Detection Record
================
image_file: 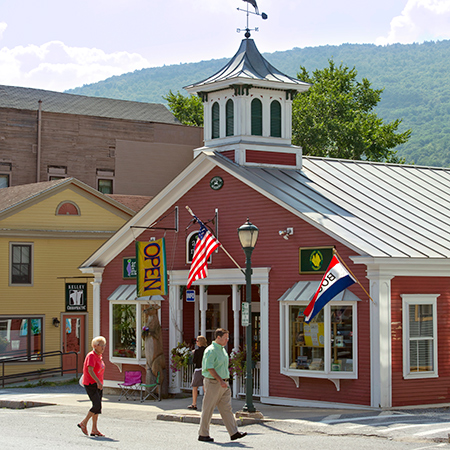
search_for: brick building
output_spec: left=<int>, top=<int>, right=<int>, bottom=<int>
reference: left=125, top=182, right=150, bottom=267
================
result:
left=0, top=85, right=203, bottom=196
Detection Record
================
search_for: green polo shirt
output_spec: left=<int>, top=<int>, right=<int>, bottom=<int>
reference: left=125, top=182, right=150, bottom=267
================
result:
left=202, top=341, right=230, bottom=380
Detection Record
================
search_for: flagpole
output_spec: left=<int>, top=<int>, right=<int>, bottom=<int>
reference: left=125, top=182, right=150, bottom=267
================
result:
left=185, top=206, right=244, bottom=273
left=333, top=248, right=374, bottom=303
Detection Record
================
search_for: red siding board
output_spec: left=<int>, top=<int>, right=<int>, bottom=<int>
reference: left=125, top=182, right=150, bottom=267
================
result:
left=391, top=277, right=450, bottom=406
left=220, top=150, right=235, bottom=162
left=100, top=166, right=372, bottom=405
left=246, top=150, right=296, bottom=166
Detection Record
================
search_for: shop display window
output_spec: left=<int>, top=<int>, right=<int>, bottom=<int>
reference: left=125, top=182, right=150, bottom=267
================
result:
left=281, top=301, right=357, bottom=379
left=112, top=304, right=136, bottom=359
left=110, top=301, right=161, bottom=364
left=0, top=317, right=43, bottom=360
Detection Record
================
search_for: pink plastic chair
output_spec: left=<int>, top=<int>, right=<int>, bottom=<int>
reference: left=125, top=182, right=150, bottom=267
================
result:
left=118, top=371, right=142, bottom=401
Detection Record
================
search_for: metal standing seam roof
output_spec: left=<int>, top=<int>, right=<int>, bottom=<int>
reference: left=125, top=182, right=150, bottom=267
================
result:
left=184, top=39, right=310, bottom=91
left=277, top=281, right=361, bottom=302
left=0, top=85, right=180, bottom=124
left=212, top=153, right=450, bottom=259
left=107, top=284, right=164, bottom=302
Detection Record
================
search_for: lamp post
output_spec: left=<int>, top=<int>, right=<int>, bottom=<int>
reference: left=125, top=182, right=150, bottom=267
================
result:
left=237, top=219, right=259, bottom=413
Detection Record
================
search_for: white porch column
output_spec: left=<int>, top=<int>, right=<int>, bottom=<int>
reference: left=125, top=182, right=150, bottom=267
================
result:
left=199, top=287, right=207, bottom=338
left=91, top=275, right=102, bottom=338
left=259, top=282, right=269, bottom=398
left=368, top=269, right=394, bottom=408
left=79, top=267, right=104, bottom=341
left=169, top=284, right=182, bottom=393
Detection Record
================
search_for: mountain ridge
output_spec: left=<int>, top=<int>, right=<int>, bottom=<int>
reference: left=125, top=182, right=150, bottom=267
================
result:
left=66, top=39, right=450, bottom=167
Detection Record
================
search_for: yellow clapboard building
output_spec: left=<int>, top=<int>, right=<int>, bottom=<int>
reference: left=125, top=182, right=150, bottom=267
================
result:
left=0, top=178, right=135, bottom=383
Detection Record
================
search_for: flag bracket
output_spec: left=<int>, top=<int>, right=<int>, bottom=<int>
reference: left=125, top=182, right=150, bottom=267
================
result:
left=130, top=206, right=179, bottom=233
left=186, top=206, right=244, bottom=275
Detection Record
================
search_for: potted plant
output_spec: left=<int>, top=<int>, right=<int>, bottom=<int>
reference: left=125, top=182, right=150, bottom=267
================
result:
left=229, top=347, right=260, bottom=378
left=169, top=342, right=192, bottom=381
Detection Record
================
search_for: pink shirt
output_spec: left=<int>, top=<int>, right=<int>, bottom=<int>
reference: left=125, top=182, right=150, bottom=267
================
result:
left=83, top=350, right=105, bottom=385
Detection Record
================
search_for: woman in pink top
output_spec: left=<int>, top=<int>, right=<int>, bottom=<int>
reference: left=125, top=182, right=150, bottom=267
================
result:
left=77, top=336, right=106, bottom=437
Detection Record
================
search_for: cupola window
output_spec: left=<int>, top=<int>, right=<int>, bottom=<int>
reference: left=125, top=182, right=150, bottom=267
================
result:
left=226, top=99, right=234, bottom=136
left=270, top=100, right=282, bottom=137
left=212, top=102, right=220, bottom=139
left=251, top=98, right=263, bottom=136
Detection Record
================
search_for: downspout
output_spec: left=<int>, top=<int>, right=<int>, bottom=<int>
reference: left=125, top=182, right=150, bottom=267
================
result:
left=37, top=100, right=42, bottom=182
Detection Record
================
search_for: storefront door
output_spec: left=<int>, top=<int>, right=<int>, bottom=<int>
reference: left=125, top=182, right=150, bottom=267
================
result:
left=200, top=295, right=228, bottom=345
left=62, top=314, right=86, bottom=374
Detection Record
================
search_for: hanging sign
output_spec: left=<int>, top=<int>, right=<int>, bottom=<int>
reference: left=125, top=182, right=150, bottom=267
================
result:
left=123, top=257, right=137, bottom=279
left=136, top=238, right=168, bottom=297
left=241, top=302, right=250, bottom=327
left=186, top=290, right=195, bottom=302
left=65, top=283, right=87, bottom=312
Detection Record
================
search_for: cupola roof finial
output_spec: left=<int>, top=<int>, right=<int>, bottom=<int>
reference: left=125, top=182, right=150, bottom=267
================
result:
left=237, top=0, right=268, bottom=39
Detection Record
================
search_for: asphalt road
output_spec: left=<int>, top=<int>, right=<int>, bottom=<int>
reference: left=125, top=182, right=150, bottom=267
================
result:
left=1, top=406, right=449, bottom=450
left=1, top=383, right=450, bottom=449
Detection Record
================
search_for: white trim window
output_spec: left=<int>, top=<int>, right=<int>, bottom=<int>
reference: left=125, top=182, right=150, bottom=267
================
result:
left=0, top=316, right=43, bottom=360
left=402, top=294, right=438, bottom=379
left=9, top=242, right=33, bottom=286
left=280, top=301, right=358, bottom=380
left=109, top=299, right=162, bottom=365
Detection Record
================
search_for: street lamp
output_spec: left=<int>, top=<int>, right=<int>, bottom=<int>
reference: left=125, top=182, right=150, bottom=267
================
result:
left=237, top=219, right=259, bottom=413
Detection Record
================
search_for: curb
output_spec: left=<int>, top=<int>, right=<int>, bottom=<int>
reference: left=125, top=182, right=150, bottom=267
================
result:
left=0, top=400, right=55, bottom=409
left=156, top=413, right=270, bottom=426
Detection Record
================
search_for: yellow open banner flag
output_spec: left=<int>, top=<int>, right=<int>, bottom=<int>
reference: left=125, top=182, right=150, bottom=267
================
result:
left=136, top=238, right=168, bottom=297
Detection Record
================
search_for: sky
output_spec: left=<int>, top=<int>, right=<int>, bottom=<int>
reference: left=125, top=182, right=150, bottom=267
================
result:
left=1, top=0, right=450, bottom=92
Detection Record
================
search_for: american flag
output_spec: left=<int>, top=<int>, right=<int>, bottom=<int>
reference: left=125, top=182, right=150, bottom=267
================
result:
left=187, top=220, right=221, bottom=288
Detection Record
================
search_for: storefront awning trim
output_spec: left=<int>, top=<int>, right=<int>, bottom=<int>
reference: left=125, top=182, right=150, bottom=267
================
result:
left=277, top=281, right=361, bottom=302
left=107, top=284, right=164, bottom=302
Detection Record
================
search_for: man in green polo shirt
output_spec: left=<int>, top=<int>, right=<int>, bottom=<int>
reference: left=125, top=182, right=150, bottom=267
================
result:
left=198, top=328, right=247, bottom=442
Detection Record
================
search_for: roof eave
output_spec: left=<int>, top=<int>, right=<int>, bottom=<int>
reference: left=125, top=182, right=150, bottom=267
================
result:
left=185, top=77, right=310, bottom=95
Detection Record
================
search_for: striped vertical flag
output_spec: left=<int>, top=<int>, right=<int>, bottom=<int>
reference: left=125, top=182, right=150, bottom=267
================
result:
left=304, top=255, right=356, bottom=323
left=187, top=220, right=221, bottom=288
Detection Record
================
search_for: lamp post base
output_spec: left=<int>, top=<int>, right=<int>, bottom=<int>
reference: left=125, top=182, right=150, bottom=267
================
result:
left=235, top=410, right=264, bottom=420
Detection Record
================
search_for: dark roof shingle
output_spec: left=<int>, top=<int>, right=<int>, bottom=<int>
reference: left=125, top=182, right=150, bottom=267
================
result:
left=0, top=85, right=180, bottom=124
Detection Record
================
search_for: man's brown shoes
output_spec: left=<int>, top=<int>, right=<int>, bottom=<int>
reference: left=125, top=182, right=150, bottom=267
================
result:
left=230, top=431, right=247, bottom=441
left=198, top=435, right=214, bottom=442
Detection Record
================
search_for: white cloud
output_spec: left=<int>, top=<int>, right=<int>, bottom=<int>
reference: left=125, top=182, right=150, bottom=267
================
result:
left=376, top=0, right=450, bottom=45
left=0, top=40, right=151, bottom=92
left=0, top=22, right=7, bottom=40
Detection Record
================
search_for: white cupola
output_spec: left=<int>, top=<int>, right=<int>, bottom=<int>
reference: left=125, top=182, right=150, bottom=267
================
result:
left=184, top=38, right=310, bottom=169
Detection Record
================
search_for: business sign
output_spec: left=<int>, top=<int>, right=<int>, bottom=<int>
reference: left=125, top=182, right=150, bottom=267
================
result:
left=299, top=247, right=334, bottom=274
left=65, top=283, right=87, bottom=312
left=241, top=302, right=250, bottom=327
left=123, top=257, right=137, bottom=279
left=186, top=290, right=195, bottom=302
left=136, top=238, right=168, bottom=297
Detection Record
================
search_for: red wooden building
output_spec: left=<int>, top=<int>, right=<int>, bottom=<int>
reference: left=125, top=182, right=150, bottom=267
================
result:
left=80, top=38, right=450, bottom=409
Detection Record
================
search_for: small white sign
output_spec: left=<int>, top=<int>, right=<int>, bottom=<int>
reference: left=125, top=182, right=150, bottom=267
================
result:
left=186, top=289, right=196, bottom=302
left=241, top=302, right=250, bottom=327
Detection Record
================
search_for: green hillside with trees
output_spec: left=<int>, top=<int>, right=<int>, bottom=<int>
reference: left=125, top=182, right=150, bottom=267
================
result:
left=66, top=39, right=450, bottom=167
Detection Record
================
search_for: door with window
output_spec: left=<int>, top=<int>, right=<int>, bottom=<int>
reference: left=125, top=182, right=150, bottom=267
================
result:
left=198, top=295, right=228, bottom=346
left=62, top=314, right=86, bottom=374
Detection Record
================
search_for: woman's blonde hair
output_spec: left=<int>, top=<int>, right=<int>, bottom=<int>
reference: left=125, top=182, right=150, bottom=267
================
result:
left=197, top=336, right=207, bottom=347
left=92, top=336, right=106, bottom=347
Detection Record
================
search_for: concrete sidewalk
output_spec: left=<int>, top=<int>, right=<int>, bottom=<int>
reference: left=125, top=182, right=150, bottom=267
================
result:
left=0, top=377, right=374, bottom=425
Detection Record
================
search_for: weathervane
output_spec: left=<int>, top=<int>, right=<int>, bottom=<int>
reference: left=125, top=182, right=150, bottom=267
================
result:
left=237, top=0, right=268, bottom=39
